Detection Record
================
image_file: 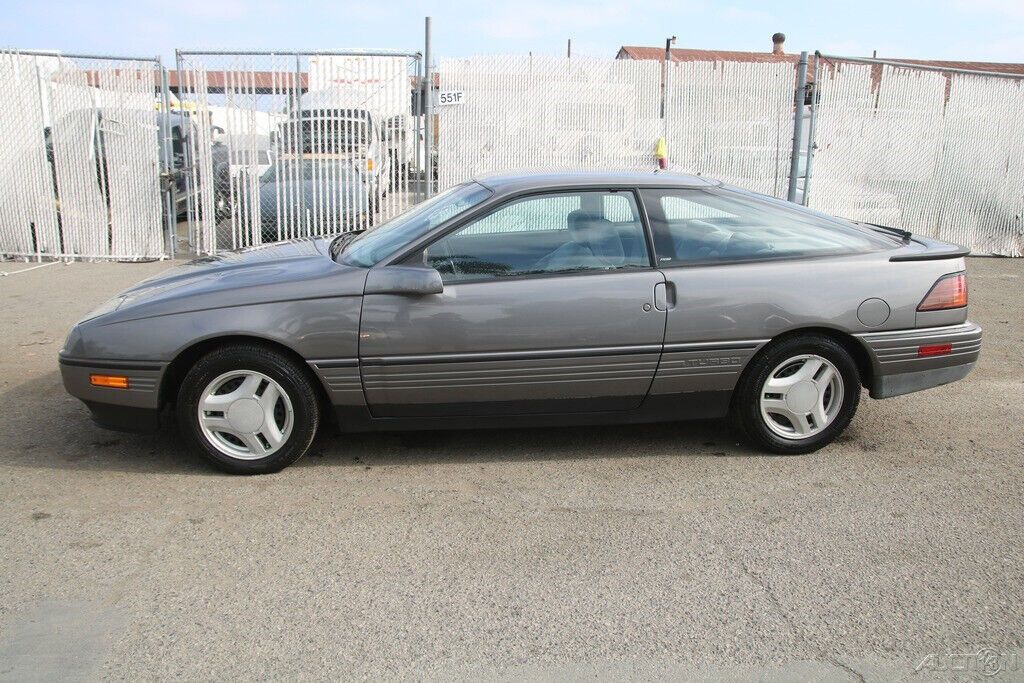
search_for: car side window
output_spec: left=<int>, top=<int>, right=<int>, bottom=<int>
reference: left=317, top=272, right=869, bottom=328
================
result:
left=424, top=191, right=649, bottom=282
left=642, top=188, right=887, bottom=265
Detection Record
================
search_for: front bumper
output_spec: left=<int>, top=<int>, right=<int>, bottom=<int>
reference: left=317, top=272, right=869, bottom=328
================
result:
left=58, top=355, right=167, bottom=431
left=856, top=322, right=982, bottom=399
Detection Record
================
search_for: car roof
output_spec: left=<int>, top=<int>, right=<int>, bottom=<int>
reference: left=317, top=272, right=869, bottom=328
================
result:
left=471, top=170, right=721, bottom=193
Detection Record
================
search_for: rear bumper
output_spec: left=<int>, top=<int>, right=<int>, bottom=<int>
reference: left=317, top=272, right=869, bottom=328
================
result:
left=856, top=322, right=982, bottom=398
left=59, top=355, right=166, bottom=432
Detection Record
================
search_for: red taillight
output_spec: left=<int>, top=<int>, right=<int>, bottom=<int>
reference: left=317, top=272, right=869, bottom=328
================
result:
left=918, top=272, right=967, bottom=311
left=918, top=343, right=952, bottom=357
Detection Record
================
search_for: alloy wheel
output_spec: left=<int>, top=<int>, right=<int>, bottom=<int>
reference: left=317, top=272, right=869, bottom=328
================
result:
left=197, top=370, right=294, bottom=460
left=759, top=354, right=844, bottom=440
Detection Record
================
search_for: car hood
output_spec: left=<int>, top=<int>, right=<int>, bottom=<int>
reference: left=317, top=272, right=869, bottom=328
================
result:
left=88, top=237, right=369, bottom=324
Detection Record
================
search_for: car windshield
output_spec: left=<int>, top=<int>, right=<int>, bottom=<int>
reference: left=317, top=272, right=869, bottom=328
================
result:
left=336, top=182, right=492, bottom=267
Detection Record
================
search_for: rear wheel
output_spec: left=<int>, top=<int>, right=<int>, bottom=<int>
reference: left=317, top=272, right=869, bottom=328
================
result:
left=177, top=344, right=320, bottom=474
left=731, top=335, right=861, bottom=454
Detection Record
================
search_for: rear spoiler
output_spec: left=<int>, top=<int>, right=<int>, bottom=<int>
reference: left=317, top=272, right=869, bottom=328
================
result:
left=889, top=233, right=971, bottom=262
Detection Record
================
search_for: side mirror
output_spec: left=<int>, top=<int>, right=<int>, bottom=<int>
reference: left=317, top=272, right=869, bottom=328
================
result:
left=364, top=266, right=443, bottom=296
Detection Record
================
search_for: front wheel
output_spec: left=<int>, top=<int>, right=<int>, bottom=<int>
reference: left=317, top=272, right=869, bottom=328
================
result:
left=730, top=335, right=861, bottom=455
left=177, top=344, right=320, bottom=474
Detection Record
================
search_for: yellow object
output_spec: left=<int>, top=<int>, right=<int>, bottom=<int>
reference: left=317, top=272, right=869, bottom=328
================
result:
left=366, top=158, right=375, bottom=171
left=90, top=374, right=130, bottom=389
left=654, top=137, right=668, bottom=159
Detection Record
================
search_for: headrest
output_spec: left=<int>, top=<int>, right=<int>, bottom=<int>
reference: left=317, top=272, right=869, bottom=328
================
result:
left=567, top=210, right=623, bottom=264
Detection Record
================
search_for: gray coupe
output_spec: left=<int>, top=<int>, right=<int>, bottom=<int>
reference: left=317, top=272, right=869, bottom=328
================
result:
left=60, top=171, right=981, bottom=474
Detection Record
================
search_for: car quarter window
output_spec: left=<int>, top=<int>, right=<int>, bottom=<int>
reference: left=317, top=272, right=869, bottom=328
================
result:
left=641, top=188, right=888, bottom=265
left=423, top=190, right=650, bottom=282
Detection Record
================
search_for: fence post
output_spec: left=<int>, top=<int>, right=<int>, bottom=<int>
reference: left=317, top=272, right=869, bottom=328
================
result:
left=174, top=49, right=196, bottom=252
left=802, top=52, right=822, bottom=206
left=663, top=45, right=671, bottom=142
left=414, top=54, right=423, bottom=202
left=787, top=51, right=808, bottom=203
left=31, top=55, right=49, bottom=262
left=423, top=16, right=434, bottom=197
left=158, top=60, right=175, bottom=259
left=295, top=54, right=305, bottom=235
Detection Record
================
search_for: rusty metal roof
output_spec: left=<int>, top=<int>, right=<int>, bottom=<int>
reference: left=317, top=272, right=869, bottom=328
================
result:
left=166, top=70, right=310, bottom=93
left=617, top=45, right=1024, bottom=79
left=617, top=46, right=800, bottom=65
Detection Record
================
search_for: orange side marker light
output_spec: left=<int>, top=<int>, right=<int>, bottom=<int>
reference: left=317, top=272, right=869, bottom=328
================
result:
left=90, top=374, right=130, bottom=389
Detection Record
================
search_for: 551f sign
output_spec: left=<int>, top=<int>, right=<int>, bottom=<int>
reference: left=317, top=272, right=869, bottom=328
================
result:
left=438, top=90, right=465, bottom=106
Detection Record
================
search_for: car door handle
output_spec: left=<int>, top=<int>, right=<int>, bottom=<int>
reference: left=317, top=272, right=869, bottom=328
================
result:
left=654, top=282, right=676, bottom=311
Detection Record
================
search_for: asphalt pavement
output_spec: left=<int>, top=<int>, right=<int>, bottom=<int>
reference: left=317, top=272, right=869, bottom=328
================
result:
left=0, top=257, right=1021, bottom=681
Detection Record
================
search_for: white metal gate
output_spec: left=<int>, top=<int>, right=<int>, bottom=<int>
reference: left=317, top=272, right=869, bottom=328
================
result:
left=175, top=50, right=425, bottom=255
left=0, top=50, right=170, bottom=261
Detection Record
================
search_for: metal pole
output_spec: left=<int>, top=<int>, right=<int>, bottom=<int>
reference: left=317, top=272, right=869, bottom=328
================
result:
left=295, top=54, right=305, bottom=233
left=174, top=49, right=195, bottom=252
left=567, top=39, right=572, bottom=59
left=423, top=16, right=434, bottom=197
left=414, top=54, right=423, bottom=202
left=659, top=36, right=676, bottom=120
left=787, top=51, right=808, bottom=203
left=32, top=55, right=49, bottom=261
left=802, top=53, right=822, bottom=206
left=176, top=49, right=420, bottom=58
left=158, top=60, right=175, bottom=259
left=6, top=48, right=161, bottom=62
left=663, top=39, right=673, bottom=139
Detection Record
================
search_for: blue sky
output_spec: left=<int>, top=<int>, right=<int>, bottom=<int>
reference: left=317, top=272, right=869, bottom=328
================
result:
left=5, top=0, right=1024, bottom=64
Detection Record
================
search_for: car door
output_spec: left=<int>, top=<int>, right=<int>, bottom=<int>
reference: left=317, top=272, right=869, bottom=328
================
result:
left=358, top=189, right=667, bottom=417
left=638, top=186, right=896, bottom=403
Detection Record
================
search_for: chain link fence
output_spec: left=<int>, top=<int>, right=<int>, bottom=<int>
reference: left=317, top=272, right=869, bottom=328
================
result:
left=437, top=55, right=662, bottom=190
left=0, top=50, right=169, bottom=261
left=2, top=43, right=1024, bottom=260
left=437, top=56, right=797, bottom=200
left=807, top=56, right=1024, bottom=257
left=175, top=50, right=424, bottom=255
left=665, top=59, right=796, bottom=198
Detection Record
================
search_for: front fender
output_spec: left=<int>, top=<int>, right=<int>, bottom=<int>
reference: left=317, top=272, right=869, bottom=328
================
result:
left=80, top=296, right=365, bottom=363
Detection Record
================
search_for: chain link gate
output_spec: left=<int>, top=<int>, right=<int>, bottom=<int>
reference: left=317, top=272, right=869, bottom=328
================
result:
left=174, top=50, right=425, bottom=255
left=0, top=50, right=172, bottom=261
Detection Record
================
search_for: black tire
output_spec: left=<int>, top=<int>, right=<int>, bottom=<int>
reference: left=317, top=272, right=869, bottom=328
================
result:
left=177, top=344, right=320, bottom=474
left=730, top=334, right=861, bottom=455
